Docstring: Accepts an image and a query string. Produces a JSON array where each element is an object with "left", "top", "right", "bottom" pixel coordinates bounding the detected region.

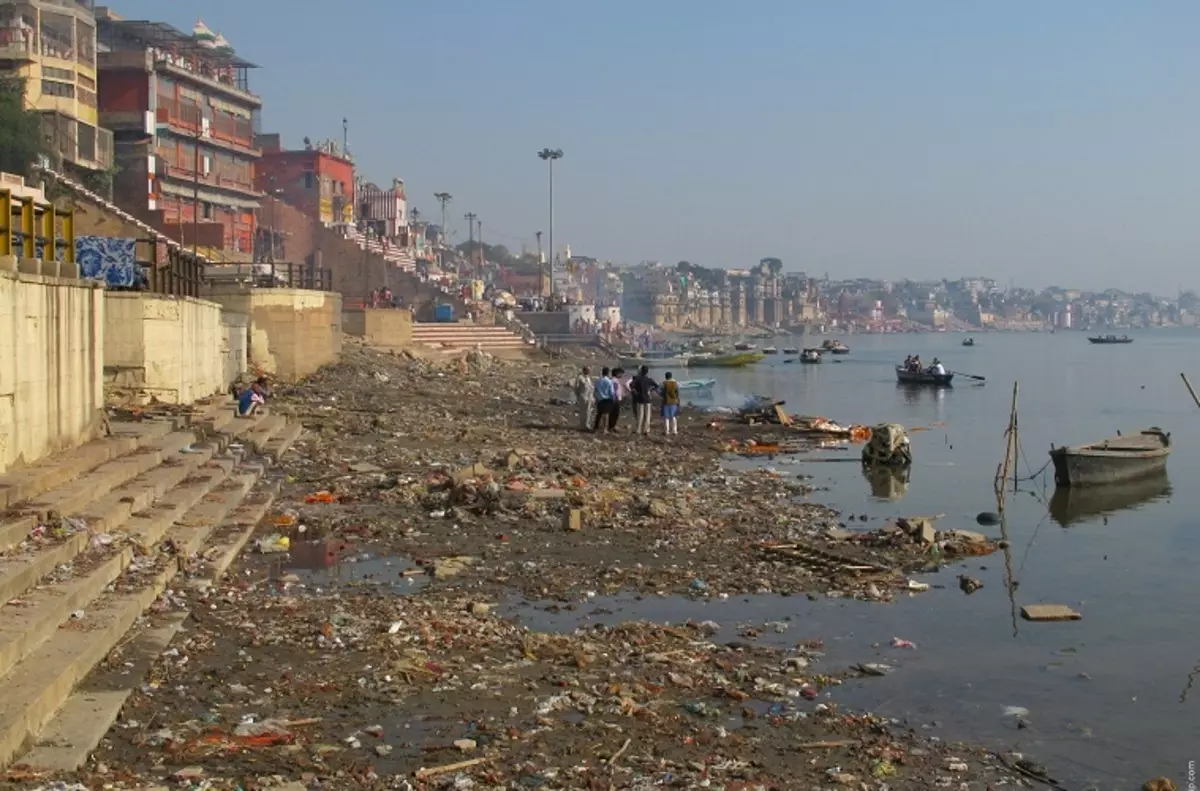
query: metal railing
[
  {"left": 141, "top": 242, "right": 204, "bottom": 298},
  {"left": 205, "top": 261, "right": 332, "bottom": 292}
]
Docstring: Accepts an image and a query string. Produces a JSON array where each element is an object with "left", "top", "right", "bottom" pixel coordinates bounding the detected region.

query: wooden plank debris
[{"left": 1021, "top": 604, "right": 1082, "bottom": 622}]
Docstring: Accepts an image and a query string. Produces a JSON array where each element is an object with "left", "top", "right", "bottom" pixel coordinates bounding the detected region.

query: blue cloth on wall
[{"left": 76, "top": 236, "right": 138, "bottom": 288}]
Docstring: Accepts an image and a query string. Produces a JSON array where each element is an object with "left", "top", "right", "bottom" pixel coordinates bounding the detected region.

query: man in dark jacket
[{"left": 629, "top": 365, "right": 658, "bottom": 436}]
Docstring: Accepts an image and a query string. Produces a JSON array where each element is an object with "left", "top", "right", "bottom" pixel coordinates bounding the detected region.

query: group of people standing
[{"left": 571, "top": 365, "right": 681, "bottom": 436}]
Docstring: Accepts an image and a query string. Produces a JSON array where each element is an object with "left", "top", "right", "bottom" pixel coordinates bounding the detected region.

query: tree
[
  {"left": 0, "top": 78, "right": 44, "bottom": 178},
  {"left": 759, "top": 257, "right": 783, "bottom": 276}
]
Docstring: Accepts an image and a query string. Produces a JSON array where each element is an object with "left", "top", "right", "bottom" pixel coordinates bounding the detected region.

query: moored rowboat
[{"left": 1049, "top": 427, "right": 1170, "bottom": 487}]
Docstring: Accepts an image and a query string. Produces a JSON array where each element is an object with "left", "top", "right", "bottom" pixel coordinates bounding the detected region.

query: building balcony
[
  {"left": 155, "top": 101, "right": 259, "bottom": 157},
  {"left": 154, "top": 57, "right": 261, "bottom": 108},
  {"left": 156, "top": 160, "right": 258, "bottom": 199},
  {"left": 0, "top": 34, "right": 36, "bottom": 62},
  {"left": 40, "top": 110, "right": 112, "bottom": 171}
]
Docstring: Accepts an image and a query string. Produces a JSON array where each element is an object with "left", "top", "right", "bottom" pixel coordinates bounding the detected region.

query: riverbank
[{"left": 10, "top": 345, "right": 1055, "bottom": 790}]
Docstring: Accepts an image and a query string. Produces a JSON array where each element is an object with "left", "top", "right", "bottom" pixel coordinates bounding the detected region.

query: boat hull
[
  {"left": 619, "top": 356, "right": 689, "bottom": 369},
  {"left": 1088, "top": 337, "right": 1133, "bottom": 344},
  {"left": 829, "top": 348, "right": 851, "bottom": 355},
  {"left": 1049, "top": 429, "right": 1170, "bottom": 487},
  {"left": 690, "top": 353, "right": 765, "bottom": 368},
  {"left": 894, "top": 366, "right": 953, "bottom": 386}
]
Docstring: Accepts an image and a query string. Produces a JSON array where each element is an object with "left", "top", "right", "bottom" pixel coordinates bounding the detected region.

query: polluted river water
[{"left": 510, "top": 330, "right": 1199, "bottom": 789}]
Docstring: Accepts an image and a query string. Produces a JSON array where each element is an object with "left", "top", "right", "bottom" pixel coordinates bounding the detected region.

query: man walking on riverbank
[
  {"left": 630, "top": 365, "right": 658, "bottom": 435},
  {"left": 661, "top": 372, "right": 680, "bottom": 436},
  {"left": 572, "top": 366, "right": 595, "bottom": 431},
  {"left": 593, "top": 367, "right": 616, "bottom": 433}
]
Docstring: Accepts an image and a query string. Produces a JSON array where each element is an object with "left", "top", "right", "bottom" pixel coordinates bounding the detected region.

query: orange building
[
  {"left": 96, "top": 11, "right": 260, "bottom": 256},
  {"left": 256, "top": 133, "right": 355, "bottom": 228}
]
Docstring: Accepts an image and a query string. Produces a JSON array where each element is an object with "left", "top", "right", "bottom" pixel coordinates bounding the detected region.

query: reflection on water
[
  {"left": 704, "top": 331, "right": 1200, "bottom": 788},
  {"left": 269, "top": 540, "right": 427, "bottom": 595},
  {"left": 861, "top": 464, "right": 911, "bottom": 500},
  {"left": 1048, "top": 473, "right": 1172, "bottom": 527}
]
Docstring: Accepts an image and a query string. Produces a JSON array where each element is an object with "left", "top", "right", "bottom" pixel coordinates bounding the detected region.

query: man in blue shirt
[{"left": 592, "top": 367, "right": 615, "bottom": 433}]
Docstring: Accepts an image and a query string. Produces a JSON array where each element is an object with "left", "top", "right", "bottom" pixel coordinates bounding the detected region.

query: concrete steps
[
  {"left": 0, "top": 406, "right": 302, "bottom": 771},
  {"left": 412, "top": 321, "right": 529, "bottom": 350}
]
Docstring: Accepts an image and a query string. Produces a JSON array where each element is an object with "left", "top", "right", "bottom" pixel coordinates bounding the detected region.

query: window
[
  {"left": 41, "top": 80, "right": 75, "bottom": 98},
  {"left": 43, "top": 66, "right": 73, "bottom": 81},
  {"left": 202, "top": 202, "right": 213, "bottom": 220},
  {"left": 304, "top": 171, "right": 314, "bottom": 189}
]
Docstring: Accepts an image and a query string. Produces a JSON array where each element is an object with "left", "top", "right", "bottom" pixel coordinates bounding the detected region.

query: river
[{"left": 524, "top": 330, "right": 1200, "bottom": 789}]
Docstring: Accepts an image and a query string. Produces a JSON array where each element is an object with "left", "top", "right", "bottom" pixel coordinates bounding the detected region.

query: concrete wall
[
  {"left": 207, "top": 284, "right": 342, "bottom": 380},
  {"left": 263, "top": 196, "right": 465, "bottom": 315},
  {"left": 343, "top": 308, "right": 413, "bottom": 348},
  {"left": 104, "top": 293, "right": 225, "bottom": 404},
  {"left": 222, "top": 312, "right": 249, "bottom": 386},
  {"left": 0, "top": 261, "right": 105, "bottom": 475},
  {"left": 520, "top": 311, "right": 572, "bottom": 335}
]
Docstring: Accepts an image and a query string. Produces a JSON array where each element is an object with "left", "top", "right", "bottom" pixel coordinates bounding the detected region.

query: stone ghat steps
[
  {"left": 0, "top": 403, "right": 300, "bottom": 771},
  {"left": 412, "top": 322, "right": 528, "bottom": 350}
]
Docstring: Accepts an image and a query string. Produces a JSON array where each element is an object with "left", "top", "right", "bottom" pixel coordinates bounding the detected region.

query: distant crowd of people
[
  {"left": 571, "top": 365, "right": 681, "bottom": 436},
  {"left": 369, "top": 287, "right": 404, "bottom": 308},
  {"left": 903, "top": 355, "right": 946, "bottom": 375}
]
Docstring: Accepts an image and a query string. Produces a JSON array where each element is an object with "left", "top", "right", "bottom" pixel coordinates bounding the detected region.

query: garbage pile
[{"left": 13, "top": 346, "right": 1032, "bottom": 790}]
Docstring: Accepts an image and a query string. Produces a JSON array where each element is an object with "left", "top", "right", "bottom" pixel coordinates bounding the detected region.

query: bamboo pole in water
[{"left": 1182, "top": 373, "right": 1200, "bottom": 410}]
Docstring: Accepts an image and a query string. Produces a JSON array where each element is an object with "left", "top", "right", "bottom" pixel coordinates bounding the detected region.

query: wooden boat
[
  {"left": 1049, "top": 472, "right": 1170, "bottom": 527},
  {"left": 962, "top": 337, "right": 976, "bottom": 347},
  {"left": 690, "top": 352, "right": 765, "bottom": 368},
  {"left": 762, "top": 346, "right": 779, "bottom": 355},
  {"left": 1088, "top": 335, "right": 1133, "bottom": 344},
  {"left": 1049, "top": 428, "right": 1170, "bottom": 487},
  {"left": 733, "top": 342, "right": 757, "bottom": 351},
  {"left": 677, "top": 378, "right": 716, "bottom": 393},
  {"left": 782, "top": 347, "right": 799, "bottom": 355},
  {"left": 619, "top": 353, "right": 690, "bottom": 369},
  {"left": 799, "top": 349, "right": 823, "bottom": 364},
  {"left": 821, "top": 339, "right": 850, "bottom": 355},
  {"left": 895, "top": 366, "right": 953, "bottom": 386}
]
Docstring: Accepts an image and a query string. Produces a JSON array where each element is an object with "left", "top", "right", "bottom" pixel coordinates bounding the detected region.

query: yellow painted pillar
[
  {"left": 19, "top": 196, "right": 35, "bottom": 259},
  {"left": 0, "top": 190, "right": 11, "bottom": 257},
  {"left": 61, "top": 208, "right": 75, "bottom": 263}
]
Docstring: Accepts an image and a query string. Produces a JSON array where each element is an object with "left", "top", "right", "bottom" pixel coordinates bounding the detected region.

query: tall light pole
[
  {"left": 537, "top": 148, "right": 563, "bottom": 302},
  {"left": 432, "top": 190, "right": 451, "bottom": 255},
  {"left": 464, "top": 211, "right": 477, "bottom": 271}
]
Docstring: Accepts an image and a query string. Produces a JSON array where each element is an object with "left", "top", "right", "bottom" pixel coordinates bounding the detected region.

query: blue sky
[{"left": 109, "top": 1, "right": 1198, "bottom": 293}]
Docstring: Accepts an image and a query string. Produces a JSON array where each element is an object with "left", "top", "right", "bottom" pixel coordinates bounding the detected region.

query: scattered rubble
[{"left": 10, "top": 346, "right": 1038, "bottom": 789}]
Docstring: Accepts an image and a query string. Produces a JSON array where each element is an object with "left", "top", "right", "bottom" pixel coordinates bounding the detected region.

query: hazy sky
[{"left": 111, "top": 1, "right": 1198, "bottom": 294}]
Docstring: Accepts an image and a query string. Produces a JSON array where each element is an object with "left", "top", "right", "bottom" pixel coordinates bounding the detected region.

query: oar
[{"left": 951, "top": 371, "right": 986, "bottom": 382}]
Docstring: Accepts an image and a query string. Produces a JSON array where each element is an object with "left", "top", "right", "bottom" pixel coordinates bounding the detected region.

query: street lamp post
[
  {"left": 434, "top": 192, "right": 452, "bottom": 267},
  {"left": 537, "top": 148, "right": 563, "bottom": 303}
]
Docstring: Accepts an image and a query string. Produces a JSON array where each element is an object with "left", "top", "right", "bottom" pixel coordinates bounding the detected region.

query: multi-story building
[
  {"left": 0, "top": 0, "right": 112, "bottom": 174},
  {"left": 95, "top": 12, "right": 260, "bottom": 255},
  {"left": 357, "top": 179, "right": 408, "bottom": 243},
  {"left": 256, "top": 133, "right": 354, "bottom": 228}
]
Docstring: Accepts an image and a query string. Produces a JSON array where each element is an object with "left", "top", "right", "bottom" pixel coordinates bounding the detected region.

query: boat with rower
[
  {"left": 1049, "top": 427, "right": 1170, "bottom": 487},
  {"left": 821, "top": 339, "right": 851, "bottom": 355},
  {"left": 799, "top": 349, "right": 823, "bottom": 364},
  {"left": 962, "top": 337, "right": 976, "bottom": 347},
  {"left": 895, "top": 366, "right": 954, "bottom": 386}
]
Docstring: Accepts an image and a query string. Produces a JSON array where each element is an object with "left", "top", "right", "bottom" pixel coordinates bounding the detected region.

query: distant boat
[
  {"left": 619, "top": 353, "right": 690, "bottom": 369},
  {"left": 762, "top": 346, "right": 779, "bottom": 355},
  {"left": 895, "top": 366, "right": 954, "bottom": 386},
  {"left": 733, "top": 342, "right": 757, "bottom": 351},
  {"left": 799, "top": 349, "right": 823, "bottom": 364},
  {"left": 821, "top": 339, "right": 851, "bottom": 355},
  {"left": 782, "top": 347, "right": 799, "bottom": 355},
  {"left": 1088, "top": 335, "right": 1133, "bottom": 344},
  {"left": 962, "top": 337, "right": 976, "bottom": 347},
  {"left": 690, "top": 352, "right": 765, "bottom": 368},
  {"left": 1049, "top": 428, "right": 1170, "bottom": 487},
  {"left": 677, "top": 378, "right": 716, "bottom": 393}
]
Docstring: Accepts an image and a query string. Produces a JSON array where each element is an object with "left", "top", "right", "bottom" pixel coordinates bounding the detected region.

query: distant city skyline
[{"left": 112, "top": 0, "right": 1200, "bottom": 295}]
